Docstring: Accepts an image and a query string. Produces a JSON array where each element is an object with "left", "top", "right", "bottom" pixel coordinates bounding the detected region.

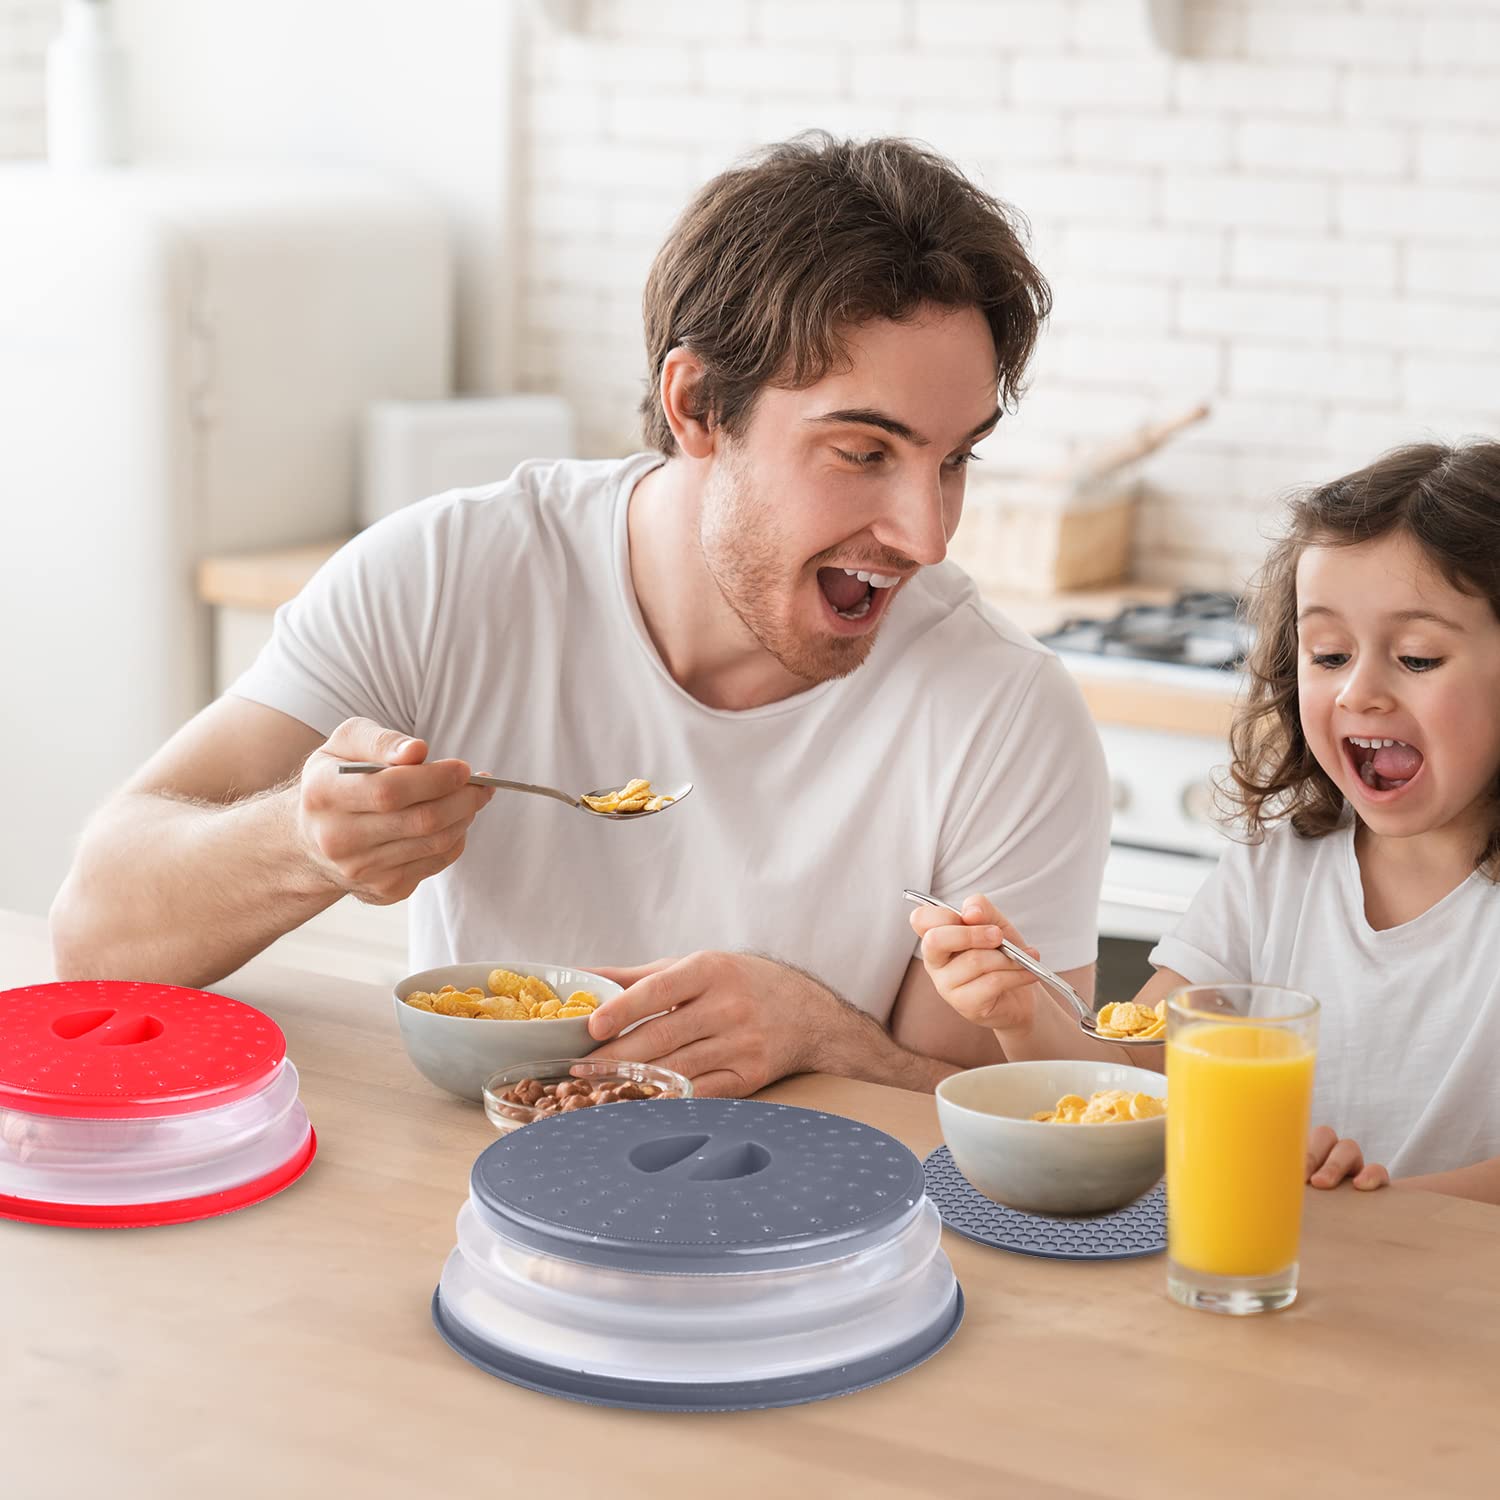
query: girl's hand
[
  {"left": 1306, "top": 1124, "right": 1390, "bottom": 1190},
  {"left": 909, "top": 893, "right": 1043, "bottom": 1036}
]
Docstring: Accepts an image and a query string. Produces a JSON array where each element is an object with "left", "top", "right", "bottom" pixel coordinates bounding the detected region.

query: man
[{"left": 52, "top": 134, "right": 1111, "bottom": 1096}]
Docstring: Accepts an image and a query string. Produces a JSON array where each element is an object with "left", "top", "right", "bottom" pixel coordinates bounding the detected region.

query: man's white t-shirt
[
  {"left": 232, "top": 453, "right": 1111, "bottom": 1027},
  {"left": 1150, "top": 819, "right": 1500, "bottom": 1178}
]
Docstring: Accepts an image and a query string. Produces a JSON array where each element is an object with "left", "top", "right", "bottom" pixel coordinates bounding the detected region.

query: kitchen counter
[
  {"left": 198, "top": 541, "right": 1237, "bottom": 738},
  {"left": 2, "top": 908, "right": 1496, "bottom": 1499},
  {"left": 197, "top": 539, "right": 346, "bottom": 613}
]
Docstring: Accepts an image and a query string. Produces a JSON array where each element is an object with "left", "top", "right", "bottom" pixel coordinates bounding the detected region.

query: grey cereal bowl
[
  {"left": 392, "top": 960, "right": 623, "bottom": 1101},
  {"left": 936, "top": 1059, "right": 1167, "bottom": 1217}
]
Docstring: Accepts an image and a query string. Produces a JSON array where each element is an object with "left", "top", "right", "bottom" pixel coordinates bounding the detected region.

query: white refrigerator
[{"left": 0, "top": 164, "right": 452, "bottom": 916}]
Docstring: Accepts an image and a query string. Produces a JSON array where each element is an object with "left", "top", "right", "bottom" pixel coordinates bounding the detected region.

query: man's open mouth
[
  {"left": 815, "top": 565, "right": 903, "bottom": 623},
  {"left": 1344, "top": 735, "right": 1424, "bottom": 794}
]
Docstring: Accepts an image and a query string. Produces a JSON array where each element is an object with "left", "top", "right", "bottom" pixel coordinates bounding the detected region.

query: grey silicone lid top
[{"left": 470, "top": 1097, "right": 926, "bottom": 1274}]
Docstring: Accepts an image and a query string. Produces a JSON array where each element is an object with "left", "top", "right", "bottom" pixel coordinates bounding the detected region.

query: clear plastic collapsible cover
[
  {"left": 433, "top": 1097, "right": 963, "bottom": 1410},
  {"left": 0, "top": 981, "right": 316, "bottom": 1227}
]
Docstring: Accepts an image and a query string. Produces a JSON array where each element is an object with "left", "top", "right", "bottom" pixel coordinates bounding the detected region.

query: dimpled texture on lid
[
  {"left": 471, "top": 1097, "right": 926, "bottom": 1274},
  {"left": 0, "top": 981, "right": 287, "bottom": 1118}
]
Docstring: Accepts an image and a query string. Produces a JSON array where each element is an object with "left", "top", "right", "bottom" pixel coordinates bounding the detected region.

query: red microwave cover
[{"left": 0, "top": 980, "right": 288, "bottom": 1119}]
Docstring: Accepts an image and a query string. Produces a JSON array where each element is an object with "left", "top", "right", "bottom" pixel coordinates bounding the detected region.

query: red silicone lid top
[{"left": 0, "top": 981, "right": 287, "bottom": 1119}]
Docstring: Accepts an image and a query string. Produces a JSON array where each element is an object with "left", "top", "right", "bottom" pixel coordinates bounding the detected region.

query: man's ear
[{"left": 659, "top": 346, "right": 716, "bottom": 460}]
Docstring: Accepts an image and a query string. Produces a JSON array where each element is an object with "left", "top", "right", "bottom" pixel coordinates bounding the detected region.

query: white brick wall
[
  {"left": 5, "top": 0, "right": 1496, "bottom": 590},
  {"left": 0, "top": 0, "right": 53, "bottom": 159},
  {"left": 516, "top": 0, "right": 1500, "bottom": 590}
]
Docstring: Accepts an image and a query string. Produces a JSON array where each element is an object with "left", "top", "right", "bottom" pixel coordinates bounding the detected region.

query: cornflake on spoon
[
  {"left": 582, "top": 778, "right": 674, "bottom": 814},
  {"left": 1093, "top": 999, "right": 1168, "bottom": 1041}
]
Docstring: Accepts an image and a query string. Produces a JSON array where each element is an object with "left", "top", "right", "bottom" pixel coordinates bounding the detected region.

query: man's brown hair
[
  {"left": 638, "top": 132, "right": 1052, "bottom": 456},
  {"left": 1226, "top": 440, "right": 1500, "bottom": 879}
]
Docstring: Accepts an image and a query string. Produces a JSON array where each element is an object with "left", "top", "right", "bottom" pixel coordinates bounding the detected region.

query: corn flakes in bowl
[
  {"left": 936, "top": 1059, "right": 1166, "bottom": 1217},
  {"left": 392, "top": 961, "right": 623, "bottom": 1101}
]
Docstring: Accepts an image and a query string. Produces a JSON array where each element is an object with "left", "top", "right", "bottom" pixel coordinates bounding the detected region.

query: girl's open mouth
[
  {"left": 1343, "top": 735, "right": 1425, "bottom": 798},
  {"left": 815, "top": 566, "right": 903, "bottom": 633}
]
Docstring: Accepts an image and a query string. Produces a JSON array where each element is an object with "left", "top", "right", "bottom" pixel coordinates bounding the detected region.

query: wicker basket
[
  {"left": 947, "top": 473, "right": 1141, "bottom": 595},
  {"left": 946, "top": 404, "right": 1208, "bottom": 595}
]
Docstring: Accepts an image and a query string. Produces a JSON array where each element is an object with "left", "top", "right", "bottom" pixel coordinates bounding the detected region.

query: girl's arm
[
  {"left": 910, "top": 889, "right": 1183, "bottom": 1071},
  {"left": 1395, "top": 1156, "right": 1500, "bottom": 1205}
]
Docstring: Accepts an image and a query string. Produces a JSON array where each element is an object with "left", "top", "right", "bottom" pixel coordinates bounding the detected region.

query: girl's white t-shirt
[
  {"left": 231, "top": 454, "right": 1111, "bottom": 1026},
  {"left": 1151, "top": 819, "right": 1500, "bottom": 1177}
]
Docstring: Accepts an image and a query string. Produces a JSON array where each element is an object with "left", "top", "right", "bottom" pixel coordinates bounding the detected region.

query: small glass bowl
[{"left": 482, "top": 1058, "right": 693, "bottom": 1135}]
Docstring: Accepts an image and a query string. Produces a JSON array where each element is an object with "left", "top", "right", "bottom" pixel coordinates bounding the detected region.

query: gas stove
[{"left": 1039, "top": 591, "right": 1251, "bottom": 689}]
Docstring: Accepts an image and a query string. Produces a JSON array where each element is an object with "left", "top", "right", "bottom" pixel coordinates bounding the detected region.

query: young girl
[{"left": 912, "top": 441, "right": 1500, "bottom": 1203}]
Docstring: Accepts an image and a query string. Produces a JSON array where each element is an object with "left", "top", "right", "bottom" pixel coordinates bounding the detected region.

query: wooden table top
[{"left": 3, "top": 910, "right": 1495, "bottom": 1499}]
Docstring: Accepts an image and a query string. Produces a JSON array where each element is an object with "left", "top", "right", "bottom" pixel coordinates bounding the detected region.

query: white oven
[
  {"left": 1040, "top": 594, "right": 1248, "bottom": 945},
  {"left": 1096, "top": 722, "right": 1230, "bottom": 943}
]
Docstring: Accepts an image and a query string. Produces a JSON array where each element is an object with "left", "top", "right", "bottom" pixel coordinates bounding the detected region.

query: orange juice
[{"left": 1167, "top": 1022, "right": 1316, "bottom": 1278}]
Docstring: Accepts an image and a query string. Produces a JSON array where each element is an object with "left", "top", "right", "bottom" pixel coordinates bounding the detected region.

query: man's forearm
[
  {"left": 805, "top": 988, "right": 968, "bottom": 1093},
  {"left": 50, "top": 786, "right": 342, "bottom": 988}
]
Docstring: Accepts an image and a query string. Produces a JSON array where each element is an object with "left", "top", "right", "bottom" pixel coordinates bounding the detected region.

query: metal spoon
[
  {"left": 902, "top": 889, "right": 1164, "bottom": 1047},
  {"left": 338, "top": 764, "right": 693, "bottom": 821}
]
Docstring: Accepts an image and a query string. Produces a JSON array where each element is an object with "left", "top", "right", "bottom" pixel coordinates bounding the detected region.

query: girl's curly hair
[{"left": 1225, "top": 440, "right": 1500, "bottom": 880}]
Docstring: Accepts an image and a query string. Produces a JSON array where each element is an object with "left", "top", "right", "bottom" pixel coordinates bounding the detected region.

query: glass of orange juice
[{"left": 1166, "top": 984, "right": 1319, "bottom": 1315}]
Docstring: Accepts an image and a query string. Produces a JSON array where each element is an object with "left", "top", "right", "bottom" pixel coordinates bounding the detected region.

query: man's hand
[
  {"left": 585, "top": 952, "right": 834, "bottom": 1098},
  {"left": 1306, "top": 1124, "right": 1390, "bottom": 1191},
  {"left": 295, "top": 718, "right": 494, "bottom": 905}
]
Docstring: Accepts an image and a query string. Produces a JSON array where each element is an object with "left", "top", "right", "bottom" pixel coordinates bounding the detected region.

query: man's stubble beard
[{"left": 698, "top": 451, "right": 875, "bottom": 687}]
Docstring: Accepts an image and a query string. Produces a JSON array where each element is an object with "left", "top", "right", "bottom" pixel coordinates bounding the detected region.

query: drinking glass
[{"left": 1166, "top": 984, "right": 1319, "bottom": 1315}]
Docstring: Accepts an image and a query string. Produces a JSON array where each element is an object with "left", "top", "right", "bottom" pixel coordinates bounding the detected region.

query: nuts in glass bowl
[{"left": 483, "top": 1059, "right": 692, "bottom": 1135}]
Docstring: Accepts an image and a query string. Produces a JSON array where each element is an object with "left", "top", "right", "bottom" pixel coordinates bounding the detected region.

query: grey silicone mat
[{"left": 922, "top": 1146, "right": 1166, "bottom": 1260}]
